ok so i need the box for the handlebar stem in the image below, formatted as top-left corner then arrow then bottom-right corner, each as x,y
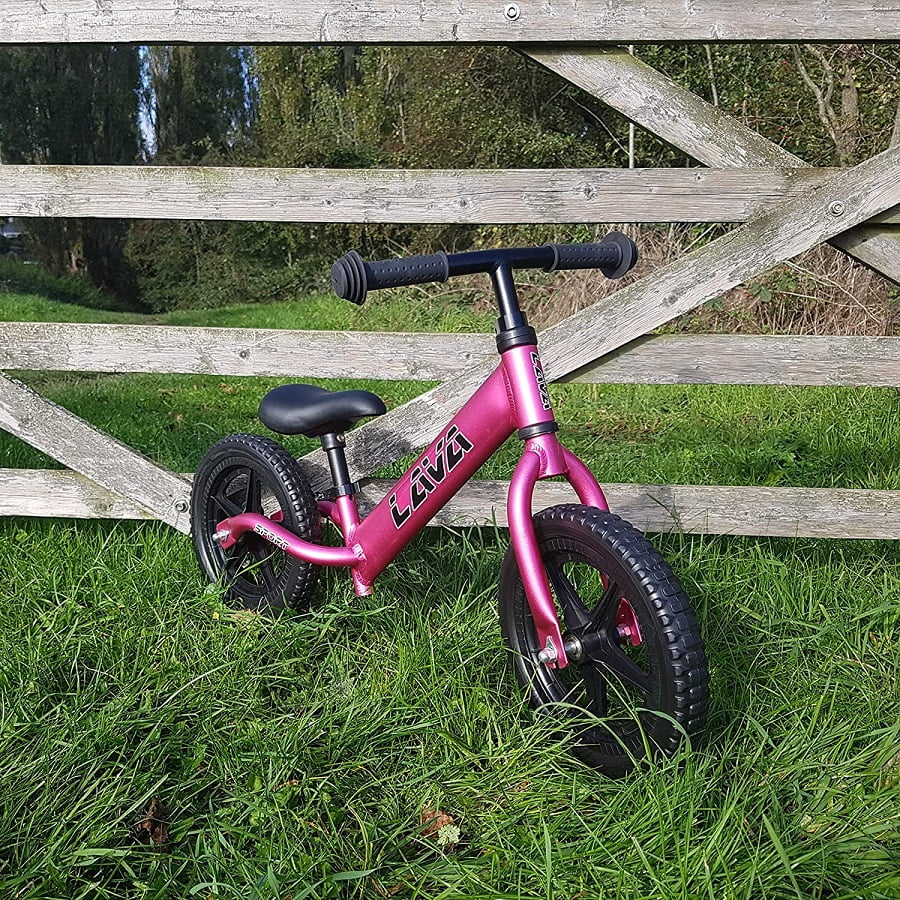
490,262 -> 526,332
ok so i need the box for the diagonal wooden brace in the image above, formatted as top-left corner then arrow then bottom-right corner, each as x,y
527,47 -> 900,285
298,144 -> 900,492
0,374 -> 191,532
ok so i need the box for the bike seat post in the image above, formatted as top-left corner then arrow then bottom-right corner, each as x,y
320,432 -> 359,498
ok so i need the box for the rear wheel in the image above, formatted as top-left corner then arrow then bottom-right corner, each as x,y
499,504 -> 708,776
191,433 -> 321,615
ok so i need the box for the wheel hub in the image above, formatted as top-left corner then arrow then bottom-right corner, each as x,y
561,599 -> 643,666
562,633 -> 585,662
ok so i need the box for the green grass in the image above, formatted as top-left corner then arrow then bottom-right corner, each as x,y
1,523 -> 898,898
0,292 -> 146,324
1,288 -> 493,332
1,289 -> 899,898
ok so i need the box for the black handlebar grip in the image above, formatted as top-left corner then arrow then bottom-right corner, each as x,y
542,232 -> 639,279
331,249 -> 450,305
330,249 -> 368,305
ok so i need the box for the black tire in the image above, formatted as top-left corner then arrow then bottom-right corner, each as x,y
499,504 -> 708,776
191,433 -> 322,615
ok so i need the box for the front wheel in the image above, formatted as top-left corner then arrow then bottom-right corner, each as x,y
499,504 -> 708,776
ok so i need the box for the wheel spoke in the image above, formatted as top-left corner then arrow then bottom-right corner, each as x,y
581,663 -> 608,718
224,542 -> 253,576
250,538 -> 281,579
244,468 -> 262,512
546,562 -> 591,632
599,645 -> 652,695
588,579 -> 621,634
256,557 -> 278,592
211,490 -> 242,518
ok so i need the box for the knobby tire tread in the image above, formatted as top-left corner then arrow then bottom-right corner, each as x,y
499,504 -> 708,774
191,433 -> 321,615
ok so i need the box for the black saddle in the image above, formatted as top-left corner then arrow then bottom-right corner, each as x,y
258,383 -> 386,438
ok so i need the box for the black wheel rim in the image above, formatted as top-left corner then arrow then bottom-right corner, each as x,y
202,464 -> 287,604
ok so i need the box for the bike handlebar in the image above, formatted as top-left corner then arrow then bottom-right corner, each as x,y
331,232 -> 638,305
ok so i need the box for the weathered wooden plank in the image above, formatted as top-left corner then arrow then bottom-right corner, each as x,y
2,468 -> 897,541
358,481 -> 900,540
0,323 -> 487,381
0,374 -> 190,532
567,334 -> 900,388
296,145 -> 900,493
3,2 -> 900,44
528,47 -> 900,284
3,325 -> 900,388
528,48 -> 800,170
6,163 -> 899,226
0,468 -> 157,521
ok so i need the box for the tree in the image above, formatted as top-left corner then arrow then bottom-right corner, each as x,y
792,44 -> 861,165
142,46 -> 257,161
0,45 -> 143,301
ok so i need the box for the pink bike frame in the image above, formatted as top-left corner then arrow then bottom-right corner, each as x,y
216,343 -> 608,668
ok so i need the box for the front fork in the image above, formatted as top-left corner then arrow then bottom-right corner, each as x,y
507,433 -> 608,669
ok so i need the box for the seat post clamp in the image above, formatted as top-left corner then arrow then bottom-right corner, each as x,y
330,481 -> 361,499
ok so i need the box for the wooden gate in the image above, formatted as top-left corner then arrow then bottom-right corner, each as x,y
2,2 -> 899,540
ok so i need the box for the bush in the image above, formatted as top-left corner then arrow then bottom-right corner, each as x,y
0,256 -> 123,311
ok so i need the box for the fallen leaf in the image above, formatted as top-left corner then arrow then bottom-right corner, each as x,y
275,779 -> 301,791
421,806 -> 460,851
387,874 -> 413,895
133,798 -> 170,849
421,806 -> 454,837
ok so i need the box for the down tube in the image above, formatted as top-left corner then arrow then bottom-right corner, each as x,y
353,367 -> 515,586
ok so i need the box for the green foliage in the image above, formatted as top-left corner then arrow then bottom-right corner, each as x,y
0,257 -> 125,312
124,219 -> 318,312
0,46 -> 143,301
143,46 -> 257,161
642,44 -> 900,166
0,46 -> 140,165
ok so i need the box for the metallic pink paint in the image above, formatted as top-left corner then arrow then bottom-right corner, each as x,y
615,598 -> 643,646
216,511 -> 361,568
214,342 -> 611,669
508,449 -> 568,667
501,344 -> 556,428
351,366 -> 515,585
561,447 -> 608,510
317,499 -> 339,524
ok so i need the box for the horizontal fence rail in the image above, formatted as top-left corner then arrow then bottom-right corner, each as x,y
3,325 -> 900,388
1,325 -> 898,540
4,165 -> 900,226
3,1 -> 900,44
2,469 -> 898,541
